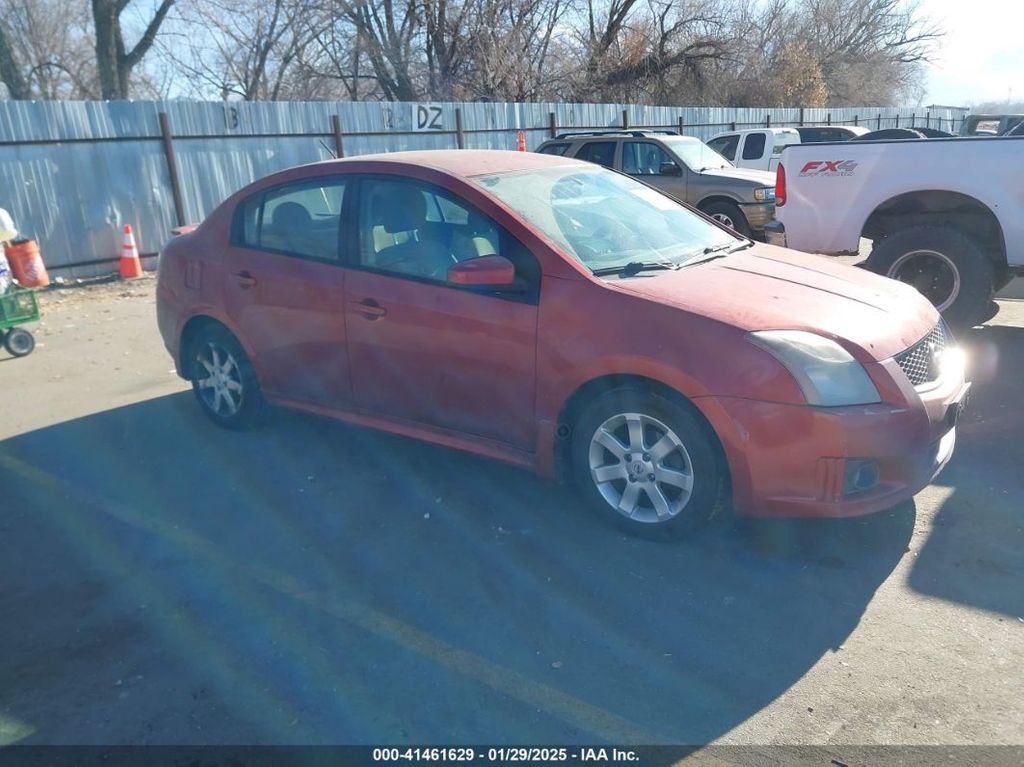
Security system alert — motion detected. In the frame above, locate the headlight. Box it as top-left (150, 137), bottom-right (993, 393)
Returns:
top-left (939, 346), bottom-right (966, 380)
top-left (748, 330), bottom-right (881, 406)
top-left (753, 187), bottom-right (776, 202)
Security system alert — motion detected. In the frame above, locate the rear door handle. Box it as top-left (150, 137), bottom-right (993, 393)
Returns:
top-left (353, 298), bottom-right (388, 319)
top-left (234, 271), bottom-right (257, 289)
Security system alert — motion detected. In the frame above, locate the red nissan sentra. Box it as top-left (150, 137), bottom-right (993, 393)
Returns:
top-left (156, 150), bottom-right (969, 537)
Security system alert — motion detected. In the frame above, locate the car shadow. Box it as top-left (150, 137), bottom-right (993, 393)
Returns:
top-left (906, 323), bottom-right (1024, 618)
top-left (1, 392), bottom-right (914, 745)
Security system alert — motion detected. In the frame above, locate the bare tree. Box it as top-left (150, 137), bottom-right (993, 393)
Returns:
top-left (165, 0), bottom-right (321, 100)
top-left (0, 0), bottom-right (97, 99)
top-left (91, 0), bottom-right (174, 99)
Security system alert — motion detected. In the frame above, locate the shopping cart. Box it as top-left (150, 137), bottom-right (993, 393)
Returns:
top-left (0, 287), bottom-right (39, 357)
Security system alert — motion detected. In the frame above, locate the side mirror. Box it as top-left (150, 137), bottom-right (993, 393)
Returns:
top-left (659, 162), bottom-right (682, 177)
top-left (447, 254), bottom-right (516, 287)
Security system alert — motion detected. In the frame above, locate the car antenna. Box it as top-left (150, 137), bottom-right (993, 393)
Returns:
top-left (319, 140), bottom-right (338, 160)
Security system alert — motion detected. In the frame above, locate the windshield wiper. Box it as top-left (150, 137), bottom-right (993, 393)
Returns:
top-left (680, 240), bottom-right (754, 267)
top-left (592, 261), bottom-right (679, 277)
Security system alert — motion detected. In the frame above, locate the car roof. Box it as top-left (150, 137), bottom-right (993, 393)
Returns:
top-left (542, 133), bottom-right (703, 145)
top-left (318, 149), bottom-right (585, 178)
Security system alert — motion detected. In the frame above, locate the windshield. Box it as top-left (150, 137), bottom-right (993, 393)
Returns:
top-left (473, 165), bottom-right (738, 273)
top-left (660, 137), bottom-right (733, 171)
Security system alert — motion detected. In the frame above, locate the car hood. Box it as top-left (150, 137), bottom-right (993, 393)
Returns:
top-left (697, 167), bottom-right (775, 186)
top-left (610, 244), bottom-right (938, 360)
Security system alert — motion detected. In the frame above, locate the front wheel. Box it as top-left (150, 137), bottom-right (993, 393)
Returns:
top-left (865, 225), bottom-right (995, 332)
top-left (570, 388), bottom-right (728, 539)
top-left (700, 201), bottom-right (752, 238)
top-left (187, 324), bottom-right (265, 429)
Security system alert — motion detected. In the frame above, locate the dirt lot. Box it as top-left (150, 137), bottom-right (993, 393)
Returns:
top-left (0, 276), bottom-right (1021, 756)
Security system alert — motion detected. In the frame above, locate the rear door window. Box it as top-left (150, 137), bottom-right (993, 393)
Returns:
top-left (741, 132), bottom-right (766, 160)
top-left (235, 179), bottom-right (346, 262)
top-left (573, 141), bottom-right (617, 169)
top-left (539, 142), bottom-right (571, 156)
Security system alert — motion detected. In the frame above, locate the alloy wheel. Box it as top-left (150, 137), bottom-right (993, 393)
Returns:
top-left (588, 412), bottom-right (695, 523)
top-left (195, 342), bottom-right (245, 418)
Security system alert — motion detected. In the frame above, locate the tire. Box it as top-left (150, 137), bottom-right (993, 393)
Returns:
top-left (3, 328), bottom-right (34, 357)
top-left (700, 201), bottom-right (752, 238)
top-left (569, 387), bottom-right (728, 539)
top-left (865, 225), bottom-right (994, 332)
top-left (186, 324), bottom-right (265, 429)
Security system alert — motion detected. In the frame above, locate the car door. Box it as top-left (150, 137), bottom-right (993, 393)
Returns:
top-left (739, 131), bottom-right (768, 170)
top-left (621, 140), bottom-right (687, 200)
top-left (343, 176), bottom-right (540, 451)
top-left (222, 176), bottom-right (352, 408)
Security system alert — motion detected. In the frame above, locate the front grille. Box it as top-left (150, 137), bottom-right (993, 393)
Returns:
top-left (894, 322), bottom-right (948, 387)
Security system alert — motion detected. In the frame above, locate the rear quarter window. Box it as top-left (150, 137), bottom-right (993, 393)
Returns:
top-left (539, 143), bottom-right (571, 156)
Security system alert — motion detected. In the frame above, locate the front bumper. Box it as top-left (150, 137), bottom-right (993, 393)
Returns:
top-left (697, 377), bottom-right (970, 518)
top-left (739, 202), bottom-right (776, 231)
top-left (763, 220), bottom-right (787, 248)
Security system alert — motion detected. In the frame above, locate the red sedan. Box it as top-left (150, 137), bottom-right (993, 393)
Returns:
top-left (156, 150), bottom-right (969, 537)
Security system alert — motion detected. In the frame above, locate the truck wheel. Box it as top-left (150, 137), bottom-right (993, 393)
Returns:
top-left (865, 225), bottom-right (994, 332)
top-left (700, 201), bottom-right (752, 238)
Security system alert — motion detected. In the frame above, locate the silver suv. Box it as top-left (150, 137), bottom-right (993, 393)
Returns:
top-left (535, 130), bottom-right (777, 237)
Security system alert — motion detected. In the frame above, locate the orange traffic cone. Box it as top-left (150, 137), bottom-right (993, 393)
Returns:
top-left (120, 224), bottom-right (143, 279)
top-left (517, 130), bottom-right (526, 152)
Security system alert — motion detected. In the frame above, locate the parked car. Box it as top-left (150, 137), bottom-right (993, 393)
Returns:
top-left (959, 114), bottom-right (1024, 137)
top-left (705, 128), bottom-right (800, 171)
top-left (767, 136), bottom-right (1024, 330)
top-left (536, 130), bottom-right (775, 237)
top-left (850, 128), bottom-right (926, 141)
top-left (157, 150), bottom-right (968, 538)
top-left (796, 125), bottom-right (869, 142)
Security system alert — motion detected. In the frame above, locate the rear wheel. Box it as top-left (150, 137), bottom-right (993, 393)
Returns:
top-left (570, 388), bottom-right (727, 539)
top-left (187, 324), bottom-right (264, 429)
top-left (700, 201), bottom-right (752, 237)
top-left (865, 225), bottom-right (994, 332)
top-left (3, 328), bottom-right (34, 357)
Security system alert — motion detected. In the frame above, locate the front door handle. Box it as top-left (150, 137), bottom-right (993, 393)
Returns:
top-left (353, 298), bottom-right (388, 319)
top-left (234, 271), bottom-right (257, 289)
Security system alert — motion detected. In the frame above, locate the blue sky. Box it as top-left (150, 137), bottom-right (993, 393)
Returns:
top-left (922, 0), bottom-right (1022, 106)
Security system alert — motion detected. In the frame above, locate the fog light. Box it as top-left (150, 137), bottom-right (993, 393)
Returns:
top-left (844, 459), bottom-right (880, 496)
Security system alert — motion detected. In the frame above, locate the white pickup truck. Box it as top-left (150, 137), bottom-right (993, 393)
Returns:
top-left (765, 136), bottom-right (1024, 331)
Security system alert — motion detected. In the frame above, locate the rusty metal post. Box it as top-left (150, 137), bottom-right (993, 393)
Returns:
top-left (622, 109), bottom-right (629, 130)
top-left (455, 107), bottom-right (464, 149)
top-left (158, 112), bottom-right (186, 227)
top-left (549, 112), bottom-right (557, 138)
top-left (331, 114), bottom-right (345, 158)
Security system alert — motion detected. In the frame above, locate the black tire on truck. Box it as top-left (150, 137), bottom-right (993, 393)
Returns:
top-left (700, 201), bottom-right (752, 238)
top-left (865, 225), bottom-right (994, 333)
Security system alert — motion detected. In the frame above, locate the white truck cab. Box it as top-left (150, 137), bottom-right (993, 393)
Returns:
top-left (706, 128), bottom-right (801, 172)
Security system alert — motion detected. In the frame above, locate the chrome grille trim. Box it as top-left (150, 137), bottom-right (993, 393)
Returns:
top-left (894, 322), bottom-right (948, 387)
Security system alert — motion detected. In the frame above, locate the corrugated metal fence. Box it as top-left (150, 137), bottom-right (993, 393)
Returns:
top-left (0, 100), bottom-right (969, 277)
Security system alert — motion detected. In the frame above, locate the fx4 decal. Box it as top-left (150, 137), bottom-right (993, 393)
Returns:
top-left (799, 160), bottom-right (858, 177)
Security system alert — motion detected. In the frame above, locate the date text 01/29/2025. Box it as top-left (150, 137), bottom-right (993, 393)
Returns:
top-left (372, 747), bottom-right (641, 762)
